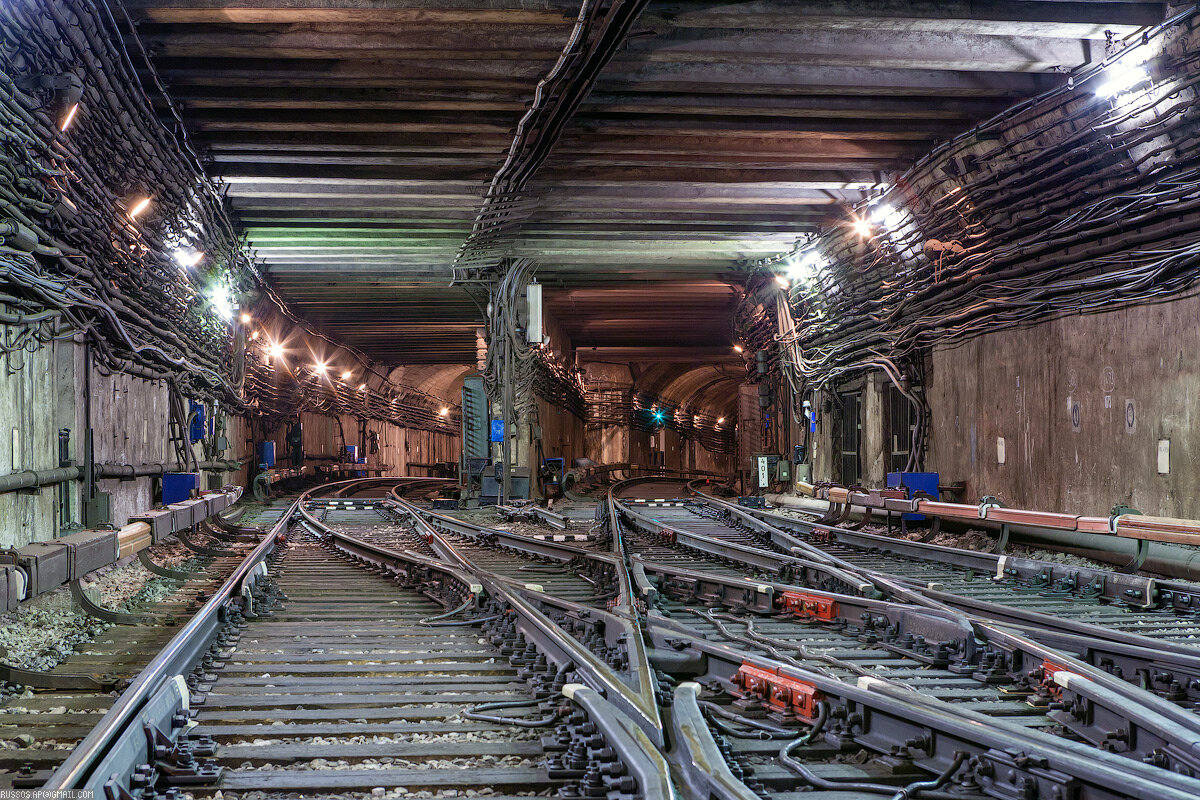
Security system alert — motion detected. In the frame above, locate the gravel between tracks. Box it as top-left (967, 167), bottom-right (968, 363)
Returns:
top-left (0, 539), bottom-right (197, 673)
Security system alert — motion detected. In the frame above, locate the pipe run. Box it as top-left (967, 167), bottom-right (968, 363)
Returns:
top-left (0, 460), bottom-right (244, 496)
top-left (0, 466), bottom-right (80, 494)
top-left (94, 460), bottom-right (242, 478)
top-left (766, 493), bottom-right (1200, 582)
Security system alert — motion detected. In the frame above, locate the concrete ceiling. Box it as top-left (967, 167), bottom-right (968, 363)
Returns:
top-left (129, 0), bottom-right (1166, 365)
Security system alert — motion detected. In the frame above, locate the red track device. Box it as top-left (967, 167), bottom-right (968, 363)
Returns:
top-left (779, 590), bottom-right (838, 621)
top-left (1039, 658), bottom-right (1073, 701)
top-left (733, 662), bottom-right (822, 721)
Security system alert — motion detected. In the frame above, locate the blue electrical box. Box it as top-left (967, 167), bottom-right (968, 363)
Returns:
top-left (257, 440), bottom-right (276, 468)
top-left (357, 457), bottom-right (367, 478)
top-left (188, 400), bottom-right (206, 443)
top-left (887, 471), bottom-right (939, 521)
top-left (163, 472), bottom-right (199, 505)
top-left (490, 419), bottom-right (505, 443)
top-left (345, 444), bottom-right (358, 463)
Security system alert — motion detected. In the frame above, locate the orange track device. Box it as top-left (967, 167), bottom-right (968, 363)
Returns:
top-left (780, 590), bottom-right (838, 621)
top-left (733, 662), bottom-right (822, 721)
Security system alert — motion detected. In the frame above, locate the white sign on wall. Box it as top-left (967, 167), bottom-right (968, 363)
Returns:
top-left (757, 456), bottom-right (770, 488)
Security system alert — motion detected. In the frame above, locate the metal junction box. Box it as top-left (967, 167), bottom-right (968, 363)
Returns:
top-left (163, 472), bottom-right (199, 505)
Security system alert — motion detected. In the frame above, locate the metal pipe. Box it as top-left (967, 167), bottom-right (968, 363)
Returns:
top-left (0, 459), bottom-right (244, 496)
top-left (94, 460), bottom-right (242, 478)
top-left (766, 493), bottom-right (1200, 581)
top-left (0, 466), bottom-right (81, 493)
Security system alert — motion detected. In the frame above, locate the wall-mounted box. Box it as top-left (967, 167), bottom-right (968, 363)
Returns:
top-left (886, 471), bottom-right (940, 521)
top-left (163, 472), bottom-right (199, 505)
top-left (257, 440), bottom-right (276, 468)
top-left (85, 492), bottom-right (112, 527)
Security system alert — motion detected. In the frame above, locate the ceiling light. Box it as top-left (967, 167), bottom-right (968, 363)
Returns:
top-left (313, 361), bottom-right (328, 374)
top-left (341, 370), bottom-right (352, 381)
top-left (173, 249), bottom-right (204, 269)
top-left (268, 342), bottom-right (284, 359)
top-left (128, 196), bottom-right (152, 219)
top-left (786, 249), bottom-right (823, 283)
top-left (717, 417), bottom-right (725, 424)
top-left (358, 383), bottom-right (367, 391)
top-left (733, 344), bottom-right (743, 353)
top-left (852, 217), bottom-right (873, 237)
top-left (439, 407), bottom-right (449, 416)
top-left (775, 275), bottom-right (790, 289)
top-left (60, 103), bottom-right (79, 131)
top-left (249, 330), bottom-right (259, 340)
top-left (1097, 46), bottom-right (1154, 99)
top-left (239, 312), bottom-right (252, 325)
top-left (208, 283), bottom-right (234, 321)
top-left (1098, 65), bottom-right (1150, 98)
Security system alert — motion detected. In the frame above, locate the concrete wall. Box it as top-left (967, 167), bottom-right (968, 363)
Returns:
top-left (259, 411), bottom-right (458, 477)
top-left (926, 297), bottom-right (1200, 518)
top-left (0, 333), bottom-right (74, 548)
top-left (2, 330), bottom-right (460, 547)
top-left (90, 367), bottom-right (171, 527)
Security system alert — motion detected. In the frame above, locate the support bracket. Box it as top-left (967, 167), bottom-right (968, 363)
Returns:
top-left (177, 530), bottom-right (234, 556)
top-left (137, 549), bottom-right (194, 580)
top-left (0, 659), bottom-right (118, 691)
top-left (70, 579), bottom-right (158, 625)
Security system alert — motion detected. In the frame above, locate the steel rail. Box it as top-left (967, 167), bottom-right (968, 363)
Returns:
top-left (649, 618), bottom-right (1200, 800)
top-left (297, 491), bottom-right (669, 753)
top-left (381, 493), bottom-right (666, 747)
top-left (611, 484), bottom-right (877, 597)
top-left (689, 486), bottom-right (1200, 706)
top-left (41, 476), bottom-right (438, 792)
top-left (610, 477), bottom-right (1200, 775)
top-left (636, 555), bottom-right (1200, 771)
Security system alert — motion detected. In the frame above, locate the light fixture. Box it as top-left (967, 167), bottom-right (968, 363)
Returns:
top-left (439, 407), bottom-right (449, 416)
top-left (128, 196), bottom-right (152, 219)
top-left (173, 249), bottom-right (204, 269)
top-left (869, 203), bottom-right (907, 230)
top-left (341, 370), bottom-right (352, 381)
top-left (733, 344), bottom-right (743, 353)
top-left (313, 361), bottom-right (328, 374)
top-left (249, 330), bottom-right (259, 340)
top-left (774, 275), bottom-right (790, 289)
top-left (239, 312), bottom-right (252, 325)
top-left (786, 248), bottom-right (823, 283)
top-left (60, 103), bottom-right (79, 131)
top-left (1097, 46), bottom-right (1154, 99)
top-left (268, 342), bottom-right (284, 360)
top-left (358, 383), bottom-right (367, 391)
top-left (208, 283), bottom-right (234, 321)
top-left (852, 217), bottom-right (872, 237)
top-left (717, 417), bottom-right (725, 424)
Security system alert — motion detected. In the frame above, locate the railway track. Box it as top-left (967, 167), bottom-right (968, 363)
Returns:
top-left (0, 499), bottom-right (293, 789)
top-left (189, 539), bottom-right (565, 798)
top-left (612, 479), bottom-right (1200, 705)
top-left (17, 474), bottom-right (1200, 799)
top-left (21, 478), bottom-right (671, 799)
